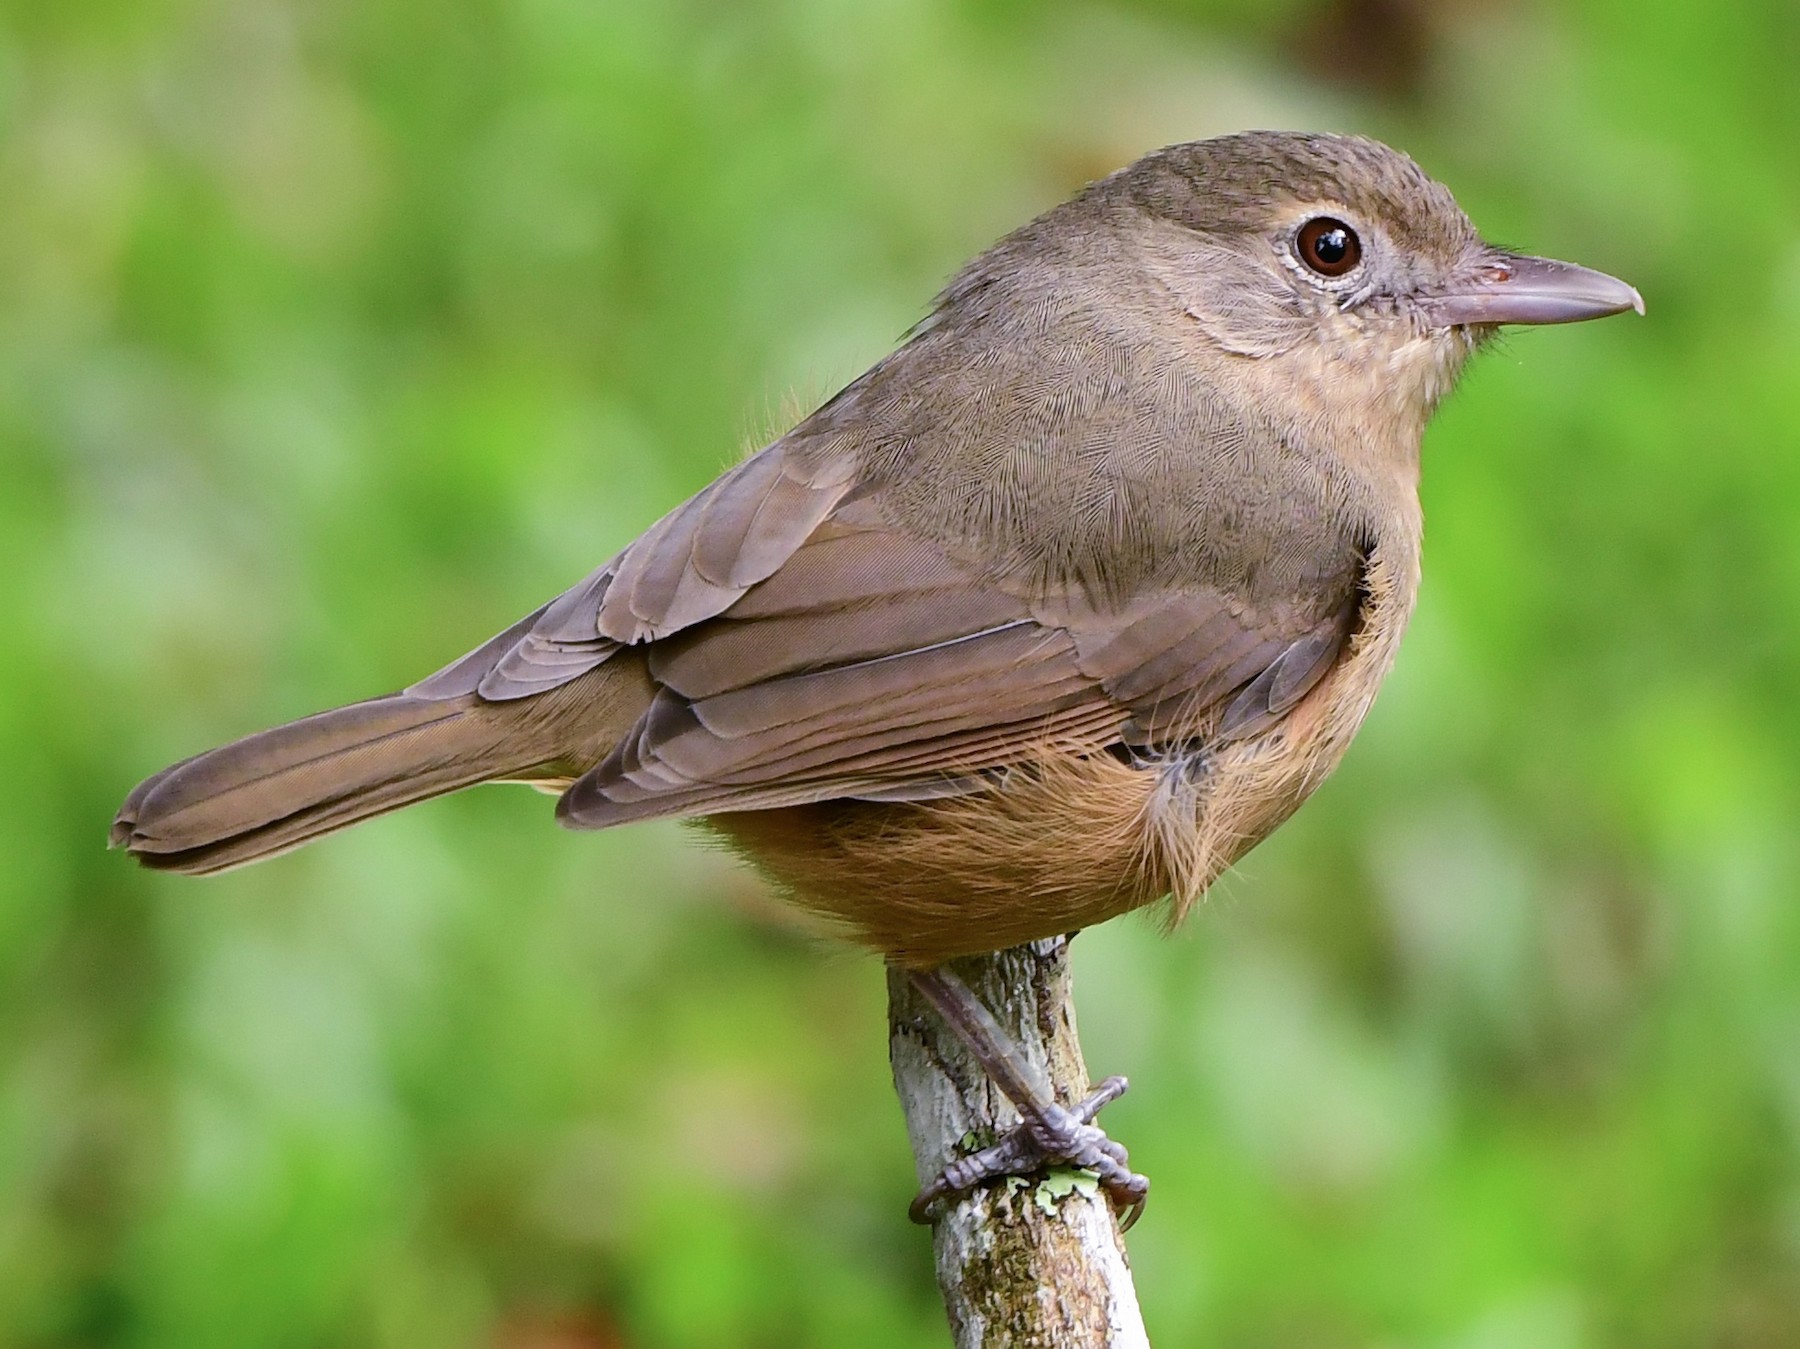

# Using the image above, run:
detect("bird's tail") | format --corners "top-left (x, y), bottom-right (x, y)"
top-left (111, 674), bottom-right (633, 876)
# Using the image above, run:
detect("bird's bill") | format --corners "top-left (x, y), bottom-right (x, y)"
top-left (1423, 251), bottom-right (1644, 327)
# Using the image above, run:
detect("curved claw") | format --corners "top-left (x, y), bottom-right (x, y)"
top-left (1090, 1149), bottom-right (1151, 1232)
top-left (1115, 1193), bottom-right (1148, 1232)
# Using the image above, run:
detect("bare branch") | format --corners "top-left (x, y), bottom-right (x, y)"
top-left (888, 937), bottom-right (1150, 1347)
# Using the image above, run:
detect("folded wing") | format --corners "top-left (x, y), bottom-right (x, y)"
top-left (557, 503), bottom-right (1359, 828)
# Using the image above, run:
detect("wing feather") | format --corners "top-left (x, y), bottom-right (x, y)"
top-left (557, 525), bottom-right (1361, 828)
top-left (407, 441), bottom-right (857, 702)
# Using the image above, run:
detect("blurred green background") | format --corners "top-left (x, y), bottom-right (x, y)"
top-left (4, 0), bottom-right (1798, 1345)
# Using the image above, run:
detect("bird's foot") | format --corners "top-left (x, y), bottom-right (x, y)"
top-left (909, 1074), bottom-right (1149, 1229)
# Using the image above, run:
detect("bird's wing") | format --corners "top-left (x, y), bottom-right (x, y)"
top-left (557, 500), bottom-right (1358, 827)
top-left (407, 439), bottom-right (860, 702)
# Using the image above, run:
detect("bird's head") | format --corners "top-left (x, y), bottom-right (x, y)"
top-left (1101, 131), bottom-right (1643, 452)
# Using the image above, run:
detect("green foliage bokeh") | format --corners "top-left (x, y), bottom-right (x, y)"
top-left (3, 1), bottom-right (1798, 1345)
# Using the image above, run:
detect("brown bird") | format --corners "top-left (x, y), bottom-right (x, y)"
top-left (113, 131), bottom-right (1641, 1221)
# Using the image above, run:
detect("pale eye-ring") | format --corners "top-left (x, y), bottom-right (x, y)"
top-left (1295, 216), bottom-right (1362, 277)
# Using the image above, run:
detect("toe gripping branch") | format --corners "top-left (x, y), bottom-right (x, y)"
top-left (904, 965), bottom-right (1149, 1230)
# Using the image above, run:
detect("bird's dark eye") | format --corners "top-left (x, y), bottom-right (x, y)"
top-left (1295, 217), bottom-right (1361, 277)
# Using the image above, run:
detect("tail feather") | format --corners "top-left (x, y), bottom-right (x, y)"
top-left (113, 670), bottom-right (641, 876)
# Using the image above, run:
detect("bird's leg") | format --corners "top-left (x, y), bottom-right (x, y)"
top-left (904, 964), bottom-right (1148, 1228)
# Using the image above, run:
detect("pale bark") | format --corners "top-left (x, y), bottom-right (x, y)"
top-left (888, 937), bottom-right (1150, 1347)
